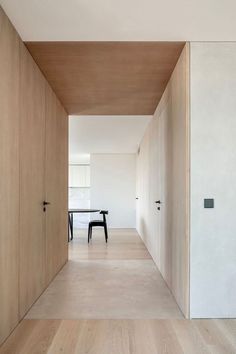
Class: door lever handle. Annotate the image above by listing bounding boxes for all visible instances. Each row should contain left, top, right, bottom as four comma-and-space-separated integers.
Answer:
155, 200, 161, 204
43, 201, 50, 212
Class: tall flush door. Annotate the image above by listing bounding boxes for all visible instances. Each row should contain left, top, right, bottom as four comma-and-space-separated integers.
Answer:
19, 43, 46, 318
158, 104, 171, 284
45, 83, 68, 285
149, 115, 162, 267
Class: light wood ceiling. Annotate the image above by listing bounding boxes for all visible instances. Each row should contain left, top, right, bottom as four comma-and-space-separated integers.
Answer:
25, 42, 185, 115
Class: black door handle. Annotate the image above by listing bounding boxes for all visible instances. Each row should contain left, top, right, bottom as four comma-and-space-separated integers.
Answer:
155, 200, 161, 204
43, 201, 51, 212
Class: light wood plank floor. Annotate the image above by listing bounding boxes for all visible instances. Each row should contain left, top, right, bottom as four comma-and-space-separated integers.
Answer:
1, 319, 236, 354
1, 229, 235, 353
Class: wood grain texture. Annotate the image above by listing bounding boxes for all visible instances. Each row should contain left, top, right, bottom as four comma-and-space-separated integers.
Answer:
1, 319, 236, 354
0, 6, 69, 344
159, 43, 190, 317
19, 41, 46, 318
45, 83, 68, 285
0, 5, 20, 345
136, 44, 190, 317
25, 41, 185, 115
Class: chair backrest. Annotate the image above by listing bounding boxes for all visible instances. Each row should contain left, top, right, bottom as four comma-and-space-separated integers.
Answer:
100, 210, 108, 215
100, 210, 108, 223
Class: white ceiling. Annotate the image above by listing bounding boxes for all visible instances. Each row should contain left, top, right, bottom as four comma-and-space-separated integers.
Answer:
69, 116, 151, 161
1, 0, 236, 41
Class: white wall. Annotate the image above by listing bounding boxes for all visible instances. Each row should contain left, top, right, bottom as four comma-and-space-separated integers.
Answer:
190, 42, 236, 318
136, 45, 190, 317
90, 154, 136, 228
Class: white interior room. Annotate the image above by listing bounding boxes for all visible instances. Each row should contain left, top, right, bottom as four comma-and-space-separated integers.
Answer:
69, 115, 151, 229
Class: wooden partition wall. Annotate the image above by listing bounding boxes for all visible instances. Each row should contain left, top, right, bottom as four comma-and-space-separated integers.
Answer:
0, 7, 20, 344
0, 7, 68, 344
136, 44, 190, 317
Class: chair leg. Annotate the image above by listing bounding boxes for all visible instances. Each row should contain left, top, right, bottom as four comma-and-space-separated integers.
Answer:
90, 226, 93, 240
88, 225, 90, 243
104, 223, 108, 243
71, 213, 74, 240
68, 214, 73, 241
68, 214, 70, 242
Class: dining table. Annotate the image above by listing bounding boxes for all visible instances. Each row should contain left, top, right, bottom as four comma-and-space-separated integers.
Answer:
68, 208, 100, 241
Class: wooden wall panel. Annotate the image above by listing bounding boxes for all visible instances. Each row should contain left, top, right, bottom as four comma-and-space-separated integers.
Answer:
136, 44, 190, 317
19, 42, 46, 318
45, 83, 68, 285
166, 44, 189, 317
0, 6, 20, 344
0, 6, 68, 344
25, 41, 185, 115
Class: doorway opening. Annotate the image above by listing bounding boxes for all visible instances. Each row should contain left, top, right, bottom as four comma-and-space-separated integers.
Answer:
24, 41, 189, 321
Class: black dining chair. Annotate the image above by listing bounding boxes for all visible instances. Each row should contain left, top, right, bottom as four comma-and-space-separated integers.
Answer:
88, 210, 108, 243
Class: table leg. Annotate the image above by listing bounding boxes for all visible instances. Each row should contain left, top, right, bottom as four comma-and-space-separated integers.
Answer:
69, 213, 73, 241
68, 213, 71, 242
68, 214, 69, 242
68, 213, 73, 242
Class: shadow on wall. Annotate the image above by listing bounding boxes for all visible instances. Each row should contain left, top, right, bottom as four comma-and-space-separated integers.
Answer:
139, 217, 149, 245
